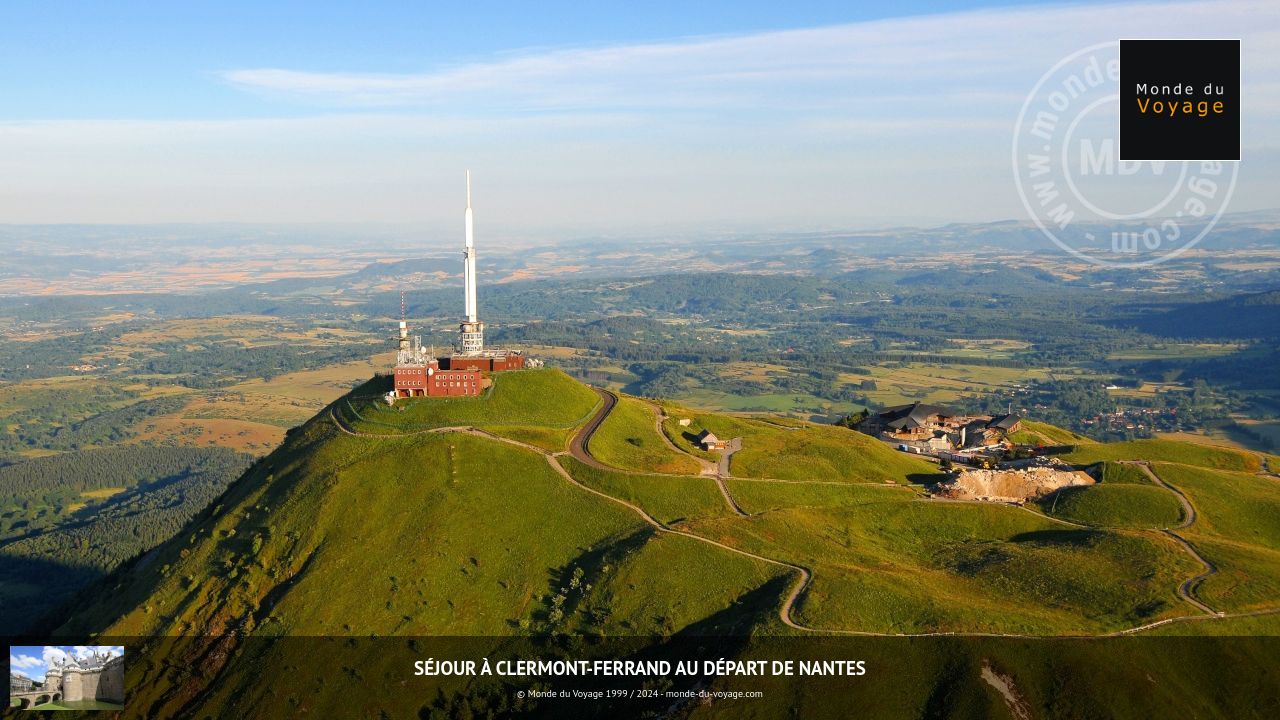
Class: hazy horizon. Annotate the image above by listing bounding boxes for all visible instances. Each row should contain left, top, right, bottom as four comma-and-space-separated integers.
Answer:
2, 0, 1277, 235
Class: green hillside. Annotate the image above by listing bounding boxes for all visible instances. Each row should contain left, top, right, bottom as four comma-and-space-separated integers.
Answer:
344, 367, 599, 432
1038, 484, 1186, 529
1063, 438, 1261, 472
588, 395, 702, 475
43, 369, 1280, 717
662, 405, 940, 483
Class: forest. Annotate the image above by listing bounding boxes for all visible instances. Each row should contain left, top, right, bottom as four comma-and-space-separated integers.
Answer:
0, 446, 250, 634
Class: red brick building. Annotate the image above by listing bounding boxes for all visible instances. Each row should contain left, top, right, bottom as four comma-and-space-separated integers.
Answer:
394, 360, 482, 398
441, 351, 525, 372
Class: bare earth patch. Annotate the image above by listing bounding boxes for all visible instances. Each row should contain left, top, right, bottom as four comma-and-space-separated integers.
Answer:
934, 459, 1095, 503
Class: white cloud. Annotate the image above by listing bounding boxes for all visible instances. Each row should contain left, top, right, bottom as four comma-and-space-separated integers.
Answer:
10, 653, 43, 670
219, 0, 1280, 114
42, 647, 69, 667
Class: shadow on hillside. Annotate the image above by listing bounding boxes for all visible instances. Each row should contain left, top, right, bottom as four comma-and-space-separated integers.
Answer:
0, 553, 102, 635
906, 471, 948, 487
1008, 528, 1102, 546
534, 527, 657, 631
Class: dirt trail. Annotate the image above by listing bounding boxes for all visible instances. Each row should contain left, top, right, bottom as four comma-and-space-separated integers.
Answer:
1119, 461, 1221, 616
715, 438, 749, 517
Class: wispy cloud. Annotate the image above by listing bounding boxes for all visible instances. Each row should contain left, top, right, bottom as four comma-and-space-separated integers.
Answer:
221, 0, 1280, 115
2, 0, 1277, 226
10, 653, 43, 670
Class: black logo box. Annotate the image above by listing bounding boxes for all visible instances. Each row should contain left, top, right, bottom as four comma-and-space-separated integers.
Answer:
1120, 39, 1240, 161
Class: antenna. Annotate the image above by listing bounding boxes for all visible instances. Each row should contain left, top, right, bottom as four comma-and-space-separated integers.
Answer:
466, 169, 472, 208
400, 290, 406, 324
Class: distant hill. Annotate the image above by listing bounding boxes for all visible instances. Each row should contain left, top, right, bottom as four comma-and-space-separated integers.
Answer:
1125, 290, 1280, 340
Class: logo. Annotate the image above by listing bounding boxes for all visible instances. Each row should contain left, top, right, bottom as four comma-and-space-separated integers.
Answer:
1012, 42, 1238, 267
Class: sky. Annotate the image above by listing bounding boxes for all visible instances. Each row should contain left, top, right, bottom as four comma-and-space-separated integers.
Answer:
9, 646, 124, 683
1, 0, 1277, 237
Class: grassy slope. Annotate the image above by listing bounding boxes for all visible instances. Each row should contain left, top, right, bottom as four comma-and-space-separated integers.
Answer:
1154, 463, 1280, 611
561, 456, 729, 525
346, 368, 599, 433
57, 406, 776, 642
662, 407, 940, 483
55, 401, 783, 718
40, 369, 1280, 717
1100, 461, 1154, 484
588, 396, 701, 475
699, 481, 1196, 634
1038, 484, 1185, 529
27, 367, 1280, 718
1064, 439, 1260, 473
1013, 420, 1094, 445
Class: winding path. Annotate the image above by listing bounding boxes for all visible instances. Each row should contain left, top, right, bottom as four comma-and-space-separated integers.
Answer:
1118, 461, 1222, 616
567, 388, 617, 470
714, 438, 749, 517
329, 396, 1277, 638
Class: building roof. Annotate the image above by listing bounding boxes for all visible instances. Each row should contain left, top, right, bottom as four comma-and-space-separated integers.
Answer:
988, 414, 1022, 430
695, 430, 720, 444
877, 402, 959, 430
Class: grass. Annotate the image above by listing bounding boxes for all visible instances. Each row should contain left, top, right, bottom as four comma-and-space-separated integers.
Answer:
725, 479, 919, 514
1182, 536, 1280, 612
53, 401, 785, 718
561, 456, 729, 525
81, 486, 127, 499
681, 487, 1197, 634
588, 396, 702, 474
1153, 464, 1280, 551
1063, 439, 1261, 473
58, 402, 776, 642
1152, 463, 1280, 612
1038, 484, 1185, 529
663, 408, 940, 483
348, 368, 599, 433
43, 369, 1280, 716
1140, 613, 1280, 635
1014, 420, 1094, 445
479, 424, 573, 453
1100, 461, 1154, 484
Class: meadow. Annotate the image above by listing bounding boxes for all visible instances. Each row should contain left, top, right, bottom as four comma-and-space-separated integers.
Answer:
662, 407, 939, 483
1038, 484, 1185, 529
347, 368, 599, 433
587, 396, 702, 475
1063, 438, 1261, 472
561, 456, 728, 524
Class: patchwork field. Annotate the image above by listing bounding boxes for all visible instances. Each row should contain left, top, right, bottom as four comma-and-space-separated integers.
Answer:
133, 417, 285, 454
842, 362, 1094, 407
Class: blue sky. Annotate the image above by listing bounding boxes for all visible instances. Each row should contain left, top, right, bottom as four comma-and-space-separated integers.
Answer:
1, 0, 1276, 232
9, 646, 123, 683
1, 0, 1078, 120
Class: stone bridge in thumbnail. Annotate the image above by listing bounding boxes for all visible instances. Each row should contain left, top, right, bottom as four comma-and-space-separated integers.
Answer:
10, 689, 61, 709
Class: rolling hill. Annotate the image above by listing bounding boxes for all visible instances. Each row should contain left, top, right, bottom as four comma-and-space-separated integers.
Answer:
44, 368, 1280, 718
